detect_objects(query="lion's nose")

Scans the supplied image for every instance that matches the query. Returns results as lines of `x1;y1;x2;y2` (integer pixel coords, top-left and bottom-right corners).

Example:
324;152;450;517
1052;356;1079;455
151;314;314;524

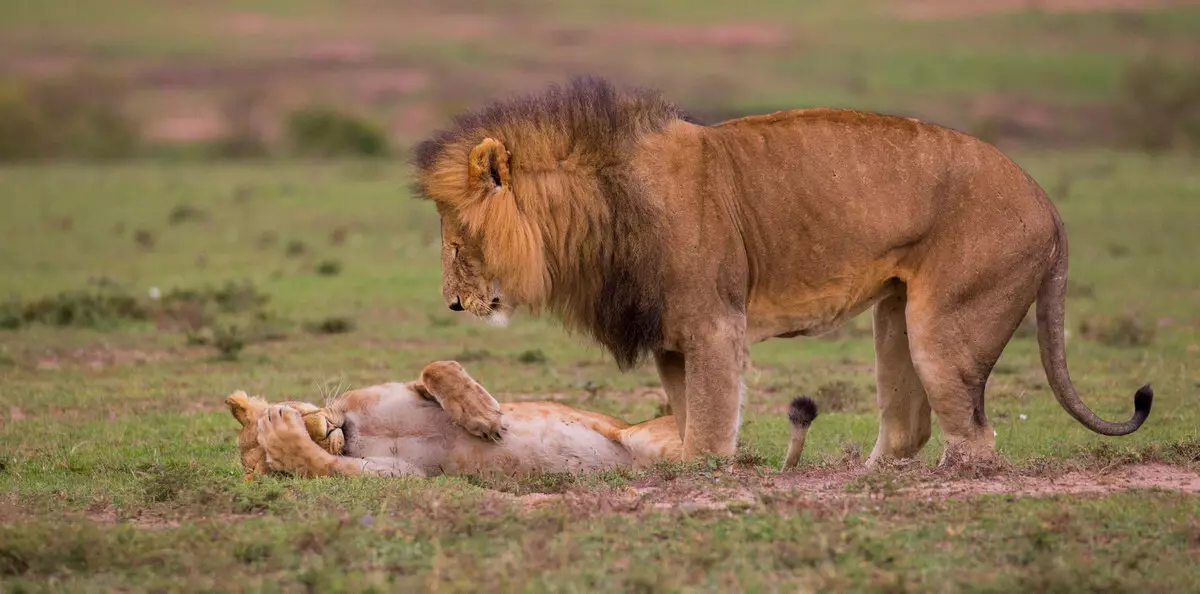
448;297;464;312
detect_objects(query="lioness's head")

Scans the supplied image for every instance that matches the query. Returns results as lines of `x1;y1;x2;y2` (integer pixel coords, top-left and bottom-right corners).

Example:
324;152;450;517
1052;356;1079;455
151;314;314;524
225;391;346;478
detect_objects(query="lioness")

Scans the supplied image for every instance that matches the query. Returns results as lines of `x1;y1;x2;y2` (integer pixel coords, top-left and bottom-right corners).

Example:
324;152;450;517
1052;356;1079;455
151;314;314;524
413;77;1152;465
226;361;819;478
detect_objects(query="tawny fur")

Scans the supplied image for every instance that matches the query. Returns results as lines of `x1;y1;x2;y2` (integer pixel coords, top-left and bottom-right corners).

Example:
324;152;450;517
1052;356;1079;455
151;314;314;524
225;361;686;479
413;77;1152;466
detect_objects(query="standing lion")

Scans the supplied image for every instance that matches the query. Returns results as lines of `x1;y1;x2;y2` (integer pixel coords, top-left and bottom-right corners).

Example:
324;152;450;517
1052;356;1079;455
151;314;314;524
412;77;1152;466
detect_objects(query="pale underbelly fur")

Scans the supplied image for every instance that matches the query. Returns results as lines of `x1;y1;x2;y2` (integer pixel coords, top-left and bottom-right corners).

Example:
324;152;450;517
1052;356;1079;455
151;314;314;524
340;387;632;477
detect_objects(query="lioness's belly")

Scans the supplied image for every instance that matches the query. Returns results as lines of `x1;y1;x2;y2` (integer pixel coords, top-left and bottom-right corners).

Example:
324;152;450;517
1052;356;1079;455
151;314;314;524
341;393;633;476
451;406;633;475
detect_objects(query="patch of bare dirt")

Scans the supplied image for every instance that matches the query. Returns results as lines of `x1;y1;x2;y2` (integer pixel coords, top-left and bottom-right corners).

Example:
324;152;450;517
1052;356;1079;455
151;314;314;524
601;24;789;48
892;0;1193;20
35;347;183;371
514;462;1200;514
82;505;262;529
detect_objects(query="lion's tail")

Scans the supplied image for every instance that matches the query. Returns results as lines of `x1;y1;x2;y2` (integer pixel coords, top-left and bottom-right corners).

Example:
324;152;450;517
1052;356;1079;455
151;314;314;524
1036;224;1152;436
781;395;818;470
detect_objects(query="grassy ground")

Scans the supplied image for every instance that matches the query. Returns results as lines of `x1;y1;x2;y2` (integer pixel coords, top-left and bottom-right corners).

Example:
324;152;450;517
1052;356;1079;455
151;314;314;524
2;151;1197;591
2;0;1200;592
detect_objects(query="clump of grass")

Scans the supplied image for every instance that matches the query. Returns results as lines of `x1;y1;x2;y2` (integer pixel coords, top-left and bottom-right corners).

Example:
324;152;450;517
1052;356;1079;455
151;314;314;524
213;324;246;360
134;229;155;250
1118;58;1200;152
285;106;389;158
207;87;272;159
516;349;547;364
159;281;270;317
3;289;148;330
305;316;355;335
0;72;140;162
454;348;492;362
426;313;456;328
1079;314;1155;348
167;204;208;225
284;239;308;257
734;447;766;468
315;260;342;277
814;380;868;413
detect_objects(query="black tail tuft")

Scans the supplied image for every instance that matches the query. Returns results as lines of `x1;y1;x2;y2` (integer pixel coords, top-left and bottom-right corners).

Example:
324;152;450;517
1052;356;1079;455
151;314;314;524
788;396;819;428
1134;384;1154;417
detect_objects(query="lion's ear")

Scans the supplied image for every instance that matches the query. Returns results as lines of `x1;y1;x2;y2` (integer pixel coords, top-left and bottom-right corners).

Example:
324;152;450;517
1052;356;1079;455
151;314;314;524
468;138;510;191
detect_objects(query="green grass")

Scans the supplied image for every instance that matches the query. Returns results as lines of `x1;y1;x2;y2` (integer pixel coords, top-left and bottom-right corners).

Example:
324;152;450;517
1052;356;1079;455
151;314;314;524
1;150;1198;590
1;0;1199;590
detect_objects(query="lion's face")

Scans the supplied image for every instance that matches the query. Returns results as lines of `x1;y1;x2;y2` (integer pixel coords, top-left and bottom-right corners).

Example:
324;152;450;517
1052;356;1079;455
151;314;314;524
225;392;347;476
439;212;512;326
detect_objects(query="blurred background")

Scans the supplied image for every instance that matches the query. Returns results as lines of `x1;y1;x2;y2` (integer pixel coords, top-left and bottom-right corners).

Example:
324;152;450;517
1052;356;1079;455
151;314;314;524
2;0;1198;161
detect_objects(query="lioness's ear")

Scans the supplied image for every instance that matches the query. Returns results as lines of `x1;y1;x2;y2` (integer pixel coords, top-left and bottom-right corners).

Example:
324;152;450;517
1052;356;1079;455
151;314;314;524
468;138;510;191
225;391;265;428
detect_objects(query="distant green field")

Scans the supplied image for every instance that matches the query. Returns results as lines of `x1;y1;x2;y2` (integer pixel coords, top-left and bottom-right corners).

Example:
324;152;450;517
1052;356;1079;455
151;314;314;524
2;149;1197;590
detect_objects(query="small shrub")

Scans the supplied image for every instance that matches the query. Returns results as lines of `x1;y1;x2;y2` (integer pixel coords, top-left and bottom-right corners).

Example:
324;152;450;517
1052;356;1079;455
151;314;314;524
0;299;22;330
17;290;147;329
515;349;547;364
208;88;272;159
814;380;868;413
285;240;308;257
454;348;492;362
0;72;139;162
1118;58;1200;151
329;227;349;245
1079;314;1155;348
167;204;208;225
213;324;246;360
427;313;456;328
134;229;155;249
285;106;389;157
306;316;355;335
315;260;342;276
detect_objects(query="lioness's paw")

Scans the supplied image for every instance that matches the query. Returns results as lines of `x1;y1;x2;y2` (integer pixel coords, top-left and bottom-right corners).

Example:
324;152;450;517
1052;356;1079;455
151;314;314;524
257;405;328;475
449;401;504;443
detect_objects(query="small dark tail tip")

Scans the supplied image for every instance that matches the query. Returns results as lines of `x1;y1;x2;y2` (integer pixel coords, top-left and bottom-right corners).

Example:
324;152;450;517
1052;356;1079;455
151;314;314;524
788;396;818;428
1134;384;1153;416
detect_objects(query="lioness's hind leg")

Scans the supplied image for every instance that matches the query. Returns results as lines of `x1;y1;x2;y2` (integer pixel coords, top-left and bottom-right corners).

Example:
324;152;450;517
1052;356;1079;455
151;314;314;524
867;293;932;466
654;350;687;440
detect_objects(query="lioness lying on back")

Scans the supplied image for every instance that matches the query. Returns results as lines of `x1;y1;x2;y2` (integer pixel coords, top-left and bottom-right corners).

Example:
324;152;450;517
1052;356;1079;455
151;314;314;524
226;361;818;478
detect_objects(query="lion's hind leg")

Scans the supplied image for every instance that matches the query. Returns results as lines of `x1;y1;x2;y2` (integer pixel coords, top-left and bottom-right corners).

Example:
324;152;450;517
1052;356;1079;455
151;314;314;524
904;265;1042;465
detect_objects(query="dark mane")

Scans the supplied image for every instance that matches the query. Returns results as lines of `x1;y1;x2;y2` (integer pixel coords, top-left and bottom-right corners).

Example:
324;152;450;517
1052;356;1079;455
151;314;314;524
411;76;691;177
412;77;689;370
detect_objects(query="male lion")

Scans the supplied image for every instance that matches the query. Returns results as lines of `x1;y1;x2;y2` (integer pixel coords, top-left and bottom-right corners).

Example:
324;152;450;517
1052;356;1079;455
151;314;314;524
227;361;820;478
412;77;1152;466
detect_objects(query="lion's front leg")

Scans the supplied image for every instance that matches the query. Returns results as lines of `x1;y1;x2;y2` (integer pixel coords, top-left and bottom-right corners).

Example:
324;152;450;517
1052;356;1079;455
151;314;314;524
679;316;747;459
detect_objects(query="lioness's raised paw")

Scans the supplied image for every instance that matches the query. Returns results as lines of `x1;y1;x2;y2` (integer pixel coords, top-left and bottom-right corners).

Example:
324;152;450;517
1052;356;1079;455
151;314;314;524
256;405;333;476
418;361;504;442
